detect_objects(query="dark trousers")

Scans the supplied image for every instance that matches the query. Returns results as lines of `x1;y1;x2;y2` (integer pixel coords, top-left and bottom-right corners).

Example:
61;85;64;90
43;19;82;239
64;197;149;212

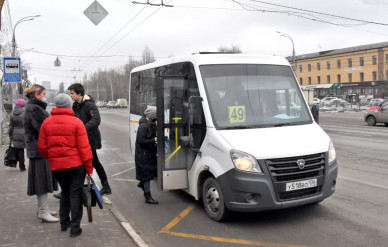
92;149;108;184
15;148;25;170
53;165;86;230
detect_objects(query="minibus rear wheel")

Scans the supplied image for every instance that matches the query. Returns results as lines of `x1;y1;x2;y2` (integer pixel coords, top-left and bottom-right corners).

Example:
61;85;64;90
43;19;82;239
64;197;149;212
202;177;230;222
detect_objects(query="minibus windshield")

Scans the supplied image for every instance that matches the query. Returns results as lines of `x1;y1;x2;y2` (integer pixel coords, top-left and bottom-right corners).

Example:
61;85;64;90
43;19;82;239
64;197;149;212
201;64;312;129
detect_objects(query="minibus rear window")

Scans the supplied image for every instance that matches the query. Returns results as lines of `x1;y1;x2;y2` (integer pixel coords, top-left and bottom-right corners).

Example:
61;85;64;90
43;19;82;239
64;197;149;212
200;64;312;129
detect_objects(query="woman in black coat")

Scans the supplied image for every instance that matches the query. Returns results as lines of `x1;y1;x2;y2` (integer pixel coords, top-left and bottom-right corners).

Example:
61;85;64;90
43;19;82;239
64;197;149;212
135;106;158;204
9;98;26;171
24;84;59;223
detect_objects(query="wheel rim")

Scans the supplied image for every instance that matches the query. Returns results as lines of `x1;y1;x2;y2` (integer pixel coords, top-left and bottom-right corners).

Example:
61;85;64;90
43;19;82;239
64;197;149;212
205;186;220;214
368;117;375;125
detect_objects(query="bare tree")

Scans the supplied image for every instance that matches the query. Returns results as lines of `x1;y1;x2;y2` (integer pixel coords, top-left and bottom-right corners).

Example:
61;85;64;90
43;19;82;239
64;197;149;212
217;45;242;53
142;46;155;65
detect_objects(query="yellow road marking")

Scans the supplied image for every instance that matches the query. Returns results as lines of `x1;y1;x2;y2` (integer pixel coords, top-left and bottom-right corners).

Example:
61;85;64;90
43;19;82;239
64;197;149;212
159;205;194;233
109;167;134;178
112;178;138;182
159;206;311;247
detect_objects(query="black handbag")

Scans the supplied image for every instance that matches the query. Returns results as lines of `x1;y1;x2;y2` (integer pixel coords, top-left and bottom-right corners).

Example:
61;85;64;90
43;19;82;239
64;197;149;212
4;142;17;167
82;176;104;222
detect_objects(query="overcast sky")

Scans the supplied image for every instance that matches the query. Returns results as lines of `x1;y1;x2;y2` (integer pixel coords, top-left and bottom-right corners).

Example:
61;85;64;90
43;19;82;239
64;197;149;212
5;0;388;89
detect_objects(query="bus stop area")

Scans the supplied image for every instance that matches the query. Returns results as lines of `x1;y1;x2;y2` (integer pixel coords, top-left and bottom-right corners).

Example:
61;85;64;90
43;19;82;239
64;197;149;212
0;145;137;247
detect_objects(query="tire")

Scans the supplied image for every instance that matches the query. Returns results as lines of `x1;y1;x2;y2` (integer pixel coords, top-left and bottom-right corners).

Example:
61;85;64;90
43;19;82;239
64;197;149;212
202;177;230;222
366;116;376;126
384;123;388;127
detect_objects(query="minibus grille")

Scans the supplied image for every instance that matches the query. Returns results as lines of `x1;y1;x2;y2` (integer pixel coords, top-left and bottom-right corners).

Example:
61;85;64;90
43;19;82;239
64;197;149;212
265;153;325;182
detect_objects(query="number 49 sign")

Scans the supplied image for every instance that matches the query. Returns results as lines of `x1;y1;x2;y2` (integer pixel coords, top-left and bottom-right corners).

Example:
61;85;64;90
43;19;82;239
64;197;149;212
228;106;246;123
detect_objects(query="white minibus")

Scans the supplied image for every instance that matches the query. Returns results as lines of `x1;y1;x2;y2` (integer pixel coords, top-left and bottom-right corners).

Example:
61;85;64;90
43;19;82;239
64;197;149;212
129;53;338;221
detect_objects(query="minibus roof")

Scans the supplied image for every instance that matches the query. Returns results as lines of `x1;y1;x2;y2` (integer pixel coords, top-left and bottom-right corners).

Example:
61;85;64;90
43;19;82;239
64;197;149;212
131;54;290;73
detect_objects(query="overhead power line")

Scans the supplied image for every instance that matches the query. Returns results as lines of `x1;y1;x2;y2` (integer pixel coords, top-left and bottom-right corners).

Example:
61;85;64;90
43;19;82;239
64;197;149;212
79;3;150;68
243;0;388;26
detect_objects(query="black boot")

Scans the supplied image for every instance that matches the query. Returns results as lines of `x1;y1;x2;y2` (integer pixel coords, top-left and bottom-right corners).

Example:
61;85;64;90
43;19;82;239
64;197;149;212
137;181;144;191
100;181;112;195
144;192;158;204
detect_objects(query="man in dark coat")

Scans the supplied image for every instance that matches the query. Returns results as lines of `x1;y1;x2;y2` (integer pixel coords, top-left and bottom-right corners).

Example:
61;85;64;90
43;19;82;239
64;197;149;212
135;106;158;204
9;98;26;171
68;83;112;195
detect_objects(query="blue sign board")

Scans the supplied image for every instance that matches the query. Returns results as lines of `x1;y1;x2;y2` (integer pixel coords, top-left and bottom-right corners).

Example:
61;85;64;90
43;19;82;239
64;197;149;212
3;57;21;82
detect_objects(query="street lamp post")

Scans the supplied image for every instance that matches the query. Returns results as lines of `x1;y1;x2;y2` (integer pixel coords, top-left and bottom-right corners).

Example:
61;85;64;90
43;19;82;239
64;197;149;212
277;31;296;75
12;15;41;57
11;15;41;109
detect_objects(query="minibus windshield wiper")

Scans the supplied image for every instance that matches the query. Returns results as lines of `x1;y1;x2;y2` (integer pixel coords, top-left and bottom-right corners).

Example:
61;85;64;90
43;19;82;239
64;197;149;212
224;125;249;129
274;123;292;127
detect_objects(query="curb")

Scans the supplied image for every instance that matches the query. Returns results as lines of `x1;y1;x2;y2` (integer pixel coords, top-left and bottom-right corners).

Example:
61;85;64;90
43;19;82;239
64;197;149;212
100;191;149;247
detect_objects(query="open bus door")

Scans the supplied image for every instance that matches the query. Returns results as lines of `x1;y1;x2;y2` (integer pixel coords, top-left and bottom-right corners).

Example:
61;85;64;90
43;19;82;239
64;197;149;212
155;73;205;191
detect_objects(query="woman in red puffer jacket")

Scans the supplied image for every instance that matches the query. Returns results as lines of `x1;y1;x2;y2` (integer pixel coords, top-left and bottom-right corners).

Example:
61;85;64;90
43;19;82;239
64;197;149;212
38;93;93;238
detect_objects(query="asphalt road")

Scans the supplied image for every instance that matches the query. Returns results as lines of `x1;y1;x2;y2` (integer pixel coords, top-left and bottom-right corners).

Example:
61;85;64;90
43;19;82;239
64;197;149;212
97;109;388;247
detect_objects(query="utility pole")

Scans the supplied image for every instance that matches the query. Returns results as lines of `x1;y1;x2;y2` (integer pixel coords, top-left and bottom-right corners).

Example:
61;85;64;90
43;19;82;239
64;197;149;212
96;81;100;101
110;81;113;101
11;15;41;110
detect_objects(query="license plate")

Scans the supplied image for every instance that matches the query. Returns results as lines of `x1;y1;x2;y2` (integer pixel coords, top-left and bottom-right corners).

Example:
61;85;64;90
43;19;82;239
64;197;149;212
286;178;317;191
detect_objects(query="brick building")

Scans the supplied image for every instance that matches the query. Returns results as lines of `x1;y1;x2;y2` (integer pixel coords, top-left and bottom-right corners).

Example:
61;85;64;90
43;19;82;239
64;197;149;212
292;41;388;102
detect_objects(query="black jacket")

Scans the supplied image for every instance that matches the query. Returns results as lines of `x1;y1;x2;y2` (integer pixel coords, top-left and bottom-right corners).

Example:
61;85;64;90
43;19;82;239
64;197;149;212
72;95;102;150
135;116;157;181
24;98;49;158
9;106;25;148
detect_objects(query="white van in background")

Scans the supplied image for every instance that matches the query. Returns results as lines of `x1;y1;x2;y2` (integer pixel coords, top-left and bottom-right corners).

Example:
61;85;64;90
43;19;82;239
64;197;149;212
129;53;338;221
116;98;128;108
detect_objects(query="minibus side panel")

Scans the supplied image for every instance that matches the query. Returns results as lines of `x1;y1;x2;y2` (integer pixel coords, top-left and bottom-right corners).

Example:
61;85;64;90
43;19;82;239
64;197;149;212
187;127;234;200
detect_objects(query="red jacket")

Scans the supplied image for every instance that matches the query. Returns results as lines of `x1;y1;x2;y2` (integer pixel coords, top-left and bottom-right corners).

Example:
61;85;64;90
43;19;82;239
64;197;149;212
38;108;93;175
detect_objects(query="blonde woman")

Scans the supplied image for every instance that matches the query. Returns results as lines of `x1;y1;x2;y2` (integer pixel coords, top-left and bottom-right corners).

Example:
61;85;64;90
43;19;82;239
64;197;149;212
24;84;58;223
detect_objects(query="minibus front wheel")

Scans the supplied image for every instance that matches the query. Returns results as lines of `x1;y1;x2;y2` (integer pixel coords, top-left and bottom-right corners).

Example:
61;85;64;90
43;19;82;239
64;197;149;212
202;177;230;222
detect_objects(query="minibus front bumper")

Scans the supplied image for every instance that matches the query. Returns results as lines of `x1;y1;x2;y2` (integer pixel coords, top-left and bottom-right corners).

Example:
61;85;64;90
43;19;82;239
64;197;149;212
217;159;338;212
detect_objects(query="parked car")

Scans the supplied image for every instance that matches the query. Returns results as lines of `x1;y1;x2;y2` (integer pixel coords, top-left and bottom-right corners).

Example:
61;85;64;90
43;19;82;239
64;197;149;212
368;98;385;107
106;101;118;109
96;101;107;108
364;101;388;126
321;96;339;107
327;99;350;108
116;98;128;108
313;98;320;104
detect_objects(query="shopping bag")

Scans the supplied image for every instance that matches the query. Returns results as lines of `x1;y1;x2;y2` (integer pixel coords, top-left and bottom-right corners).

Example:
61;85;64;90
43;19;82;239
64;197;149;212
4;143;17;167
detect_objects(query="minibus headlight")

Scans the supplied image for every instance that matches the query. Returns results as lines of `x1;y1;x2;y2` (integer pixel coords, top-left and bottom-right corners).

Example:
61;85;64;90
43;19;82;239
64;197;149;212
230;150;262;173
328;140;336;164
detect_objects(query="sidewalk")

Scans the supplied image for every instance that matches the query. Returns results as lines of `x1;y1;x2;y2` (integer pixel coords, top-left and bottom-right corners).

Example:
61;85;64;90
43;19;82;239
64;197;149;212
0;145;137;247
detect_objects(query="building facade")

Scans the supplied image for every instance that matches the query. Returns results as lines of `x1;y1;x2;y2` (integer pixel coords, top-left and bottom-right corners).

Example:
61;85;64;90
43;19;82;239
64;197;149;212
293;41;388;102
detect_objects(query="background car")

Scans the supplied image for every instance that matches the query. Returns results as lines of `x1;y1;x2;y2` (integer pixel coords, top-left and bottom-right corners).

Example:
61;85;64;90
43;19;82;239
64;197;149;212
368;98;385;107
106;101;118;109
327;99;351;108
313;98;320;104
364;100;388;113
116;98;128;108
364;103;388;126
96;101;107;108
320;96;339;106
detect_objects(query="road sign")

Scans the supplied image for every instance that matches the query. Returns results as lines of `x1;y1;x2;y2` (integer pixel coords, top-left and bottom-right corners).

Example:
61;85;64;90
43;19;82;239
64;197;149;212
54;56;61;67
84;1;108;26
3;57;21;82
